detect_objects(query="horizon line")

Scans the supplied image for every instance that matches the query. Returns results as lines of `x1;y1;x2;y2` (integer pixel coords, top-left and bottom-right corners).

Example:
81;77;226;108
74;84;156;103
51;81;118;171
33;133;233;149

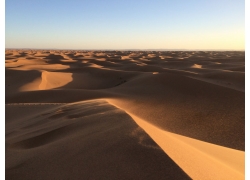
5;48;245;51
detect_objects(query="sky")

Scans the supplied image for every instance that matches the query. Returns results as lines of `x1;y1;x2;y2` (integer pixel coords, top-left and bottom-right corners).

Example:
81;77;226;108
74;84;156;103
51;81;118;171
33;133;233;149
5;0;245;50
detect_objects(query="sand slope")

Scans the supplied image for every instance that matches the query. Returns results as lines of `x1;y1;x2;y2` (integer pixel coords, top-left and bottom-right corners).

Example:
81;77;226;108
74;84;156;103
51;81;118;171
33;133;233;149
6;100;191;180
108;100;244;180
5;50;245;179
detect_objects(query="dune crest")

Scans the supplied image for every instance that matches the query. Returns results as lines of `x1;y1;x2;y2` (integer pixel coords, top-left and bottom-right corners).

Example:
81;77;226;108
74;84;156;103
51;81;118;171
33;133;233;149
39;71;73;90
107;99;244;180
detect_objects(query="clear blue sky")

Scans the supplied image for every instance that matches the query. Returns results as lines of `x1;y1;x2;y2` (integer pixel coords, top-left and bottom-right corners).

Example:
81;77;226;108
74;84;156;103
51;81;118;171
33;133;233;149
5;0;245;50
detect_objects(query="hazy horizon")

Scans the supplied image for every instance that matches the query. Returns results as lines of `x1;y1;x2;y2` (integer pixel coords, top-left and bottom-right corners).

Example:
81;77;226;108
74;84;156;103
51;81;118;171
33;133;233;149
5;48;245;51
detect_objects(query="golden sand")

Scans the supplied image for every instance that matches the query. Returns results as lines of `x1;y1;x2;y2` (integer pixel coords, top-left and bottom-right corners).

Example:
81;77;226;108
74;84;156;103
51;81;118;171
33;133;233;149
6;50;245;179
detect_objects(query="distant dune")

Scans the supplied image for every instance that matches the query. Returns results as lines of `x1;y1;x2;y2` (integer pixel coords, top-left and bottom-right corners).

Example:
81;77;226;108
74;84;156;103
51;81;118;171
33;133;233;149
6;50;245;179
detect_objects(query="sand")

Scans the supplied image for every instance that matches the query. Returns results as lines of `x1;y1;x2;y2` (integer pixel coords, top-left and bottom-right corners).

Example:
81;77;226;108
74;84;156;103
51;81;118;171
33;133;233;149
5;50;245;179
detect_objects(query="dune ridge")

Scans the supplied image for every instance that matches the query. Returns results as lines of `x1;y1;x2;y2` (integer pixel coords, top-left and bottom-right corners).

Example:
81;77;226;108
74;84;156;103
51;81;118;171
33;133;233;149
107;99;244;180
6;50;244;179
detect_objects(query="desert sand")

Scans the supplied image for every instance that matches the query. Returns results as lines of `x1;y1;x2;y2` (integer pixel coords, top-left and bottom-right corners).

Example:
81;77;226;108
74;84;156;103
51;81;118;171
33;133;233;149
5;50;245;179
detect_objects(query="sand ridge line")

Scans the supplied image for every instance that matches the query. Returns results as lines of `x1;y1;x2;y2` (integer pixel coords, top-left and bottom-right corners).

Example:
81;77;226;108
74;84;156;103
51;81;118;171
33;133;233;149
187;75;244;92
6;103;67;106
106;98;244;180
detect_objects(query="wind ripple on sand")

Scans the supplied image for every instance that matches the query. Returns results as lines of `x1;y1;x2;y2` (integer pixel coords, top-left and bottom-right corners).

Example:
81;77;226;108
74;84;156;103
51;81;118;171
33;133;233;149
6;100;191;180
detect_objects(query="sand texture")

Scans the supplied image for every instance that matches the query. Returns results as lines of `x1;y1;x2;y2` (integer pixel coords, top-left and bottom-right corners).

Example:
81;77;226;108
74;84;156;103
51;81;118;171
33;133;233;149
6;50;245;179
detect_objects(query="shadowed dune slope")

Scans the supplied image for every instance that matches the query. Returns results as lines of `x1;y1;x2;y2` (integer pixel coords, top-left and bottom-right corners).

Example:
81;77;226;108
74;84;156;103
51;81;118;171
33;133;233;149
108;72;244;150
6;100;191;180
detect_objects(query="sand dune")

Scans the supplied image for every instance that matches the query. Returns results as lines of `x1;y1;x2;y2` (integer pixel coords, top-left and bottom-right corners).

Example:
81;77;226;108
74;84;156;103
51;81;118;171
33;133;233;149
5;50;245;179
6;100;191;180
107;72;244;150
108;99;244;180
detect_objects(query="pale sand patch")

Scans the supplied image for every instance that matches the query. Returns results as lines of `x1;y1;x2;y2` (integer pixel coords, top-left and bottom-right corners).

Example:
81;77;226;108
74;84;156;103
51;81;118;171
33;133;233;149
9;64;70;71
88;63;103;68
60;59;77;63
19;71;73;91
39;71;73;90
191;64;202;68
121;56;132;60
19;77;42;91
